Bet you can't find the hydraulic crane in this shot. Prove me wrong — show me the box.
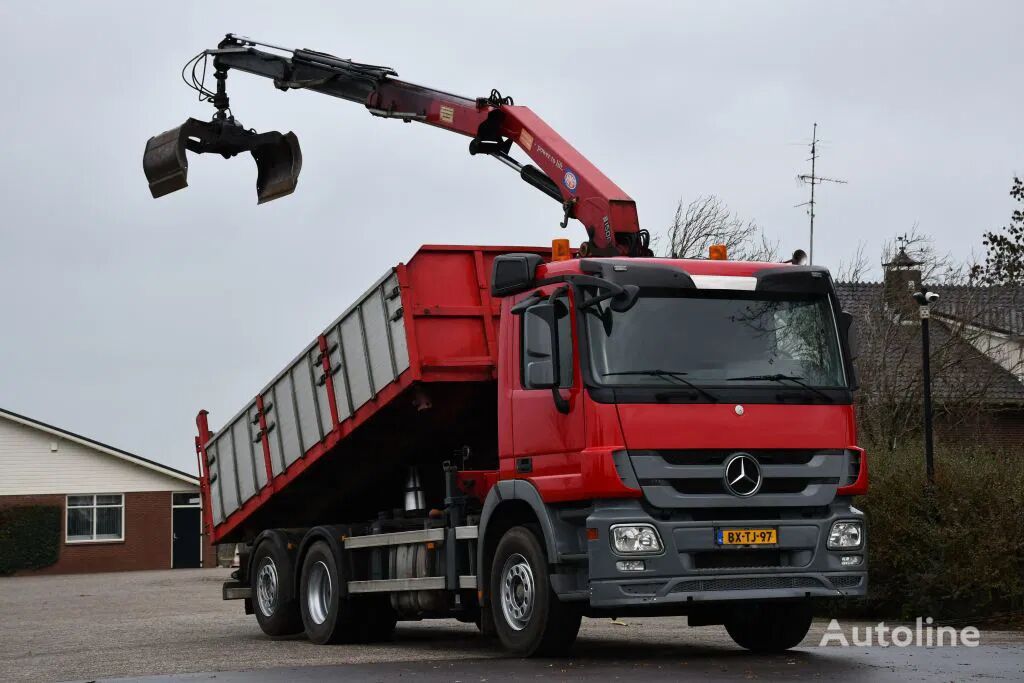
[144,34,651,257]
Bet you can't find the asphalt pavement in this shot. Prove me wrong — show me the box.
[0,568,1020,682]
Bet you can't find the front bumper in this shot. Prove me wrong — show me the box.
[585,499,867,609]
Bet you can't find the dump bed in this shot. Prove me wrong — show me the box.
[198,245,548,543]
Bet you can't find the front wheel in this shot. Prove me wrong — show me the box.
[489,526,581,657]
[724,601,814,653]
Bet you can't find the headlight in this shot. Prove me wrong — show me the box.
[828,521,863,549]
[610,524,663,554]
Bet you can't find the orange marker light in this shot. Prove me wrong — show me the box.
[552,238,571,261]
[709,244,728,260]
[586,527,599,541]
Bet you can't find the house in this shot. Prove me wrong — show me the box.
[835,250,1024,447]
[0,408,216,574]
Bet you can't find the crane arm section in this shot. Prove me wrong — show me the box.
[144,35,649,256]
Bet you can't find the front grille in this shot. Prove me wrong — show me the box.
[666,477,839,496]
[630,449,849,509]
[693,550,783,569]
[672,576,824,592]
[831,575,863,588]
[845,451,862,485]
[661,450,819,466]
[761,477,839,493]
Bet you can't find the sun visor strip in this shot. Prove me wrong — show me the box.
[755,266,834,294]
[579,259,696,289]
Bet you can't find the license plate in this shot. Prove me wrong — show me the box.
[716,528,778,545]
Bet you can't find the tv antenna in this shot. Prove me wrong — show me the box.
[795,123,846,264]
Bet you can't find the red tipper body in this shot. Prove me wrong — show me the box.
[197,247,865,544]
[197,245,536,543]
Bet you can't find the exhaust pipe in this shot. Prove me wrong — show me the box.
[143,117,302,204]
[404,467,426,514]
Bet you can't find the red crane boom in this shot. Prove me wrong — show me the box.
[143,34,650,257]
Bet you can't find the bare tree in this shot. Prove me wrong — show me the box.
[836,241,869,282]
[662,195,778,261]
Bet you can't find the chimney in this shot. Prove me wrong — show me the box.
[882,247,922,316]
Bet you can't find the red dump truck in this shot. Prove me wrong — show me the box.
[146,35,867,656]
[194,245,867,656]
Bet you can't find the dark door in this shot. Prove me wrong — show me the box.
[172,507,202,568]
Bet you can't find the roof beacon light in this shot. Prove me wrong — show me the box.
[552,238,571,262]
[709,244,727,260]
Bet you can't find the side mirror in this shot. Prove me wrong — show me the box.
[523,300,571,413]
[839,311,859,360]
[492,253,544,297]
[524,303,557,360]
[526,360,555,389]
[839,311,860,391]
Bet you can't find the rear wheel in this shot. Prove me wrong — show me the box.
[725,601,814,653]
[251,541,302,636]
[299,541,358,644]
[489,526,581,657]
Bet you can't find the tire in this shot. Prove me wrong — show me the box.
[251,540,303,636]
[299,541,359,644]
[724,601,814,653]
[489,526,582,657]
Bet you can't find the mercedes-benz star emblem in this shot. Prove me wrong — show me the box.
[723,453,762,497]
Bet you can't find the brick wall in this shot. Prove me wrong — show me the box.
[935,407,1024,451]
[0,491,217,574]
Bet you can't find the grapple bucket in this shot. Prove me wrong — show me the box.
[252,132,302,204]
[143,118,302,204]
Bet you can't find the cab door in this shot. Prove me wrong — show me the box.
[509,288,586,499]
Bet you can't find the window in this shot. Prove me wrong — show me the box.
[172,492,201,507]
[521,295,574,389]
[66,494,124,543]
[586,289,845,388]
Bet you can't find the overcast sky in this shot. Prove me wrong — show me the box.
[0,1,1020,473]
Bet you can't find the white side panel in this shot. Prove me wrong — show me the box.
[690,275,758,291]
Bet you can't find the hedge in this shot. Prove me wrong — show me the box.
[836,442,1024,625]
[0,505,61,575]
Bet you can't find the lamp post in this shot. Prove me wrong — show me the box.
[912,289,939,484]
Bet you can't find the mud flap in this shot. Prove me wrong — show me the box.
[143,117,301,204]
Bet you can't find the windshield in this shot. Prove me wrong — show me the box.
[585,288,846,388]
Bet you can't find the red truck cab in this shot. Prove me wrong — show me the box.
[474,252,866,650]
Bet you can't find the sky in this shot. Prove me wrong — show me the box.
[0,1,1020,474]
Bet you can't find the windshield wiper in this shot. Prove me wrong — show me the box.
[726,373,834,403]
[603,369,719,402]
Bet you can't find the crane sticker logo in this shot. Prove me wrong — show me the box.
[519,129,534,151]
[439,105,455,124]
[563,169,578,193]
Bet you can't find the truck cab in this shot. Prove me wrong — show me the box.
[479,252,866,652]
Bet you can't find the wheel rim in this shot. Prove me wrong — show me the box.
[255,557,279,618]
[500,553,535,631]
[306,560,332,625]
